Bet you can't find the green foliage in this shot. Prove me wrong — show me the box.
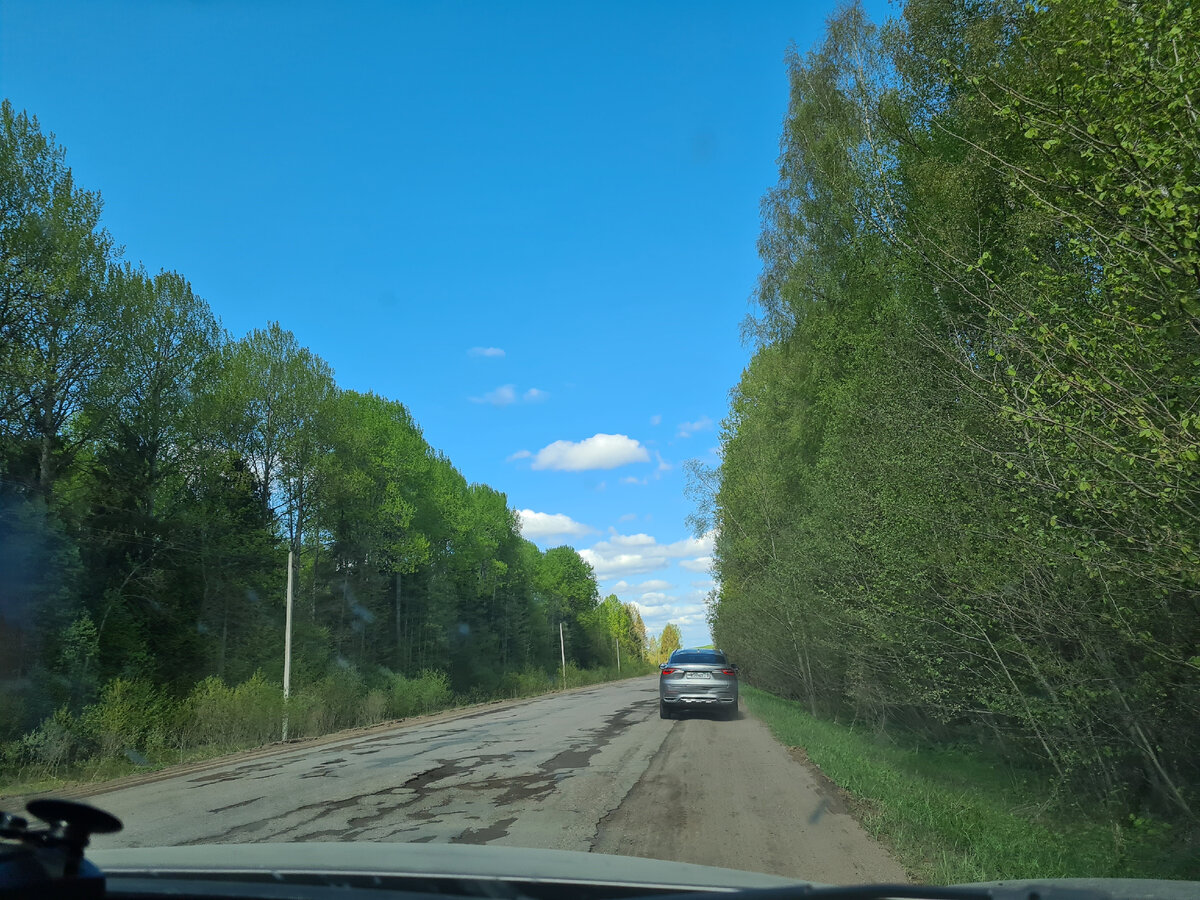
[4,706,89,774]
[383,670,452,718]
[497,667,556,698]
[656,624,682,663]
[183,673,283,749]
[707,0,1199,849]
[80,677,171,760]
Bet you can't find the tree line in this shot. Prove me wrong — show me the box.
[0,98,651,762]
[701,0,1198,825]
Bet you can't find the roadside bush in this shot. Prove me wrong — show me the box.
[357,689,388,726]
[498,668,554,698]
[292,666,365,737]
[386,670,452,718]
[181,676,237,748]
[231,672,284,745]
[9,706,91,774]
[81,678,173,760]
[183,672,282,750]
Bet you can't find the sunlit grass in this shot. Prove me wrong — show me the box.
[742,686,1196,884]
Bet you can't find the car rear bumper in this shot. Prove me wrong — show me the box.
[661,694,737,706]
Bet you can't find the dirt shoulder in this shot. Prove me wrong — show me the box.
[592,704,909,884]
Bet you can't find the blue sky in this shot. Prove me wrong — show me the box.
[1,0,890,648]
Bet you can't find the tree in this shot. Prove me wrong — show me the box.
[707,0,1199,820]
[657,624,682,663]
[0,100,120,498]
[200,322,335,536]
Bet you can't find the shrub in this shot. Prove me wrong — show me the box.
[498,668,553,698]
[183,672,282,750]
[80,678,173,760]
[291,666,365,738]
[386,670,452,718]
[14,706,91,774]
[357,689,388,726]
[232,672,284,745]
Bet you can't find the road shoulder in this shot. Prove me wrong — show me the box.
[591,704,909,884]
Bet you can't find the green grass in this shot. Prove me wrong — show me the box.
[742,686,1197,884]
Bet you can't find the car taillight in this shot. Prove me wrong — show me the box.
[661,667,678,676]
[721,669,736,676]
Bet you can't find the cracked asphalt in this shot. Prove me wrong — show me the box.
[86,675,906,882]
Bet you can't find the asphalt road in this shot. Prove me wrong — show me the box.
[86,675,906,883]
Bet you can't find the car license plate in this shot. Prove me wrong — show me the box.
[687,672,712,679]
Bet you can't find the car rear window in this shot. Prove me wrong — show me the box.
[670,651,726,664]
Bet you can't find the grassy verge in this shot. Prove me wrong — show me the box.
[0,662,654,801]
[742,685,1197,884]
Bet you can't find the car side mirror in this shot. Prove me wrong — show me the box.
[659,663,667,669]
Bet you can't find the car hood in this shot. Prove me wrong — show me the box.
[86,845,1200,899]
[89,843,801,891]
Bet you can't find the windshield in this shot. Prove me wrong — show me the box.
[0,0,1195,889]
[669,651,727,665]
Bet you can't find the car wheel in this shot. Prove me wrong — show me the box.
[659,700,672,720]
[725,702,739,721]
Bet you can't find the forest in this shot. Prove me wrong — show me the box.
[0,98,651,777]
[702,0,1198,829]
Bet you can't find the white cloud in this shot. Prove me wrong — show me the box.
[691,579,716,590]
[472,384,517,406]
[617,512,637,523]
[677,416,714,438]
[524,387,548,402]
[608,578,673,595]
[680,556,714,573]
[632,599,708,629]
[468,346,505,358]
[650,414,662,426]
[579,550,663,578]
[580,531,715,579]
[530,433,650,472]
[518,510,594,539]
[507,449,532,462]
[636,579,673,592]
[655,451,671,475]
[621,476,647,486]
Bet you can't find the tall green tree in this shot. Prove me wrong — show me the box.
[708,0,1199,820]
[0,100,120,498]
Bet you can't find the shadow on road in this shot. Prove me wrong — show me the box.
[670,705,742,722]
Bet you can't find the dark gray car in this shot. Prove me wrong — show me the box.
[658,648,739,719]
